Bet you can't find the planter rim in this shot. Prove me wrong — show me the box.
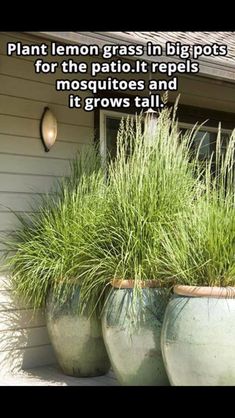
[174,285,235,298]
[111,279,160,289]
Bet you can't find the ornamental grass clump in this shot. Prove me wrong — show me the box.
[158,127,235,287]
[79,106,202,308]
[2,146,107,310]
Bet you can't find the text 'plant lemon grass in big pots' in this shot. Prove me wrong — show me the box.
[2,146,110,378]
[79,106,202,386]
[160,129,235,386]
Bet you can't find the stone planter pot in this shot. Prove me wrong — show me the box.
[46,286,110,377]
[161,285,235,386]
[102,280,169,386]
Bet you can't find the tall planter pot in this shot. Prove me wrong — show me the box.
[46,285,110,377]
[161,285,235,386]
[102,280,170,386]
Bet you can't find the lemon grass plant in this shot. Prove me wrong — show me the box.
[157,127,235,287]
[2,145,108,310]
[78,106,203,308]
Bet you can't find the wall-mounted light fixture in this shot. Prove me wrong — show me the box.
[40,107,58,152]
[144,107,158,143]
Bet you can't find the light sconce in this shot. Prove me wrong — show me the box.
[40,107,58,152]
[144,107,158,140]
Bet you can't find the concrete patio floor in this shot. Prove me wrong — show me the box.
[0,365,119,386]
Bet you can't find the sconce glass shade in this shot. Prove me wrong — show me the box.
[144,107,158,145]
[40,107,58,152]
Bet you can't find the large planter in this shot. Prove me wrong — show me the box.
[102,280,169,386]
[46,286,110,377]
[161,285,235,386]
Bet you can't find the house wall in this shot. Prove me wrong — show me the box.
[170,74,235,114]
[0,31,235,374]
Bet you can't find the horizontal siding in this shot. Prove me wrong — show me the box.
[0,192,44,212]
[0,212,25,231]
[178,75,235,110]
[0,114,93,142]
[0,134,89,158]
[0,32,54,61]
[0,326,50,352]
[0,95,93,127]
[21,345,56,370]
[0,345,55,374]
[0,154,70,176]
[0,51,144,85]
[169,89,235,114]
[0,173,58,193]
[0,52,94,84]
[0,192,57,215]
[0,278,55,374]
[0,289,17,305]
[0,289,31,311]
[0,308,46,331]
[0,73,74,105]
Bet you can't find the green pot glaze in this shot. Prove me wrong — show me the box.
[102,288,169,386]
[161,293,235,386]
[46,287,110,377]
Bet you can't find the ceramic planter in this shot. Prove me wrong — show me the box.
[102,280,169,386]
[161,285,235,386]
[46,285,110,377]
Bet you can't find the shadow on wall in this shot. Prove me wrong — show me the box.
[0,272,55,376]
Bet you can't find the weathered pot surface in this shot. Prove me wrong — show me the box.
[46,286,110,377]
[111,279,160,288]
[161,285,235,386]
[102,281,169,386]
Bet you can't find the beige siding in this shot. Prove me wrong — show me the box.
[0,173,58,195]
[0,346,55,374]
[0,192,43,212]
[0,32,94,374]
[170,75,235,113]
[0,308,46,331]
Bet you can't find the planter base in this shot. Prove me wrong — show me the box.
[162,293,235,385]
[102,288,169,386]
[46,289,110,377]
